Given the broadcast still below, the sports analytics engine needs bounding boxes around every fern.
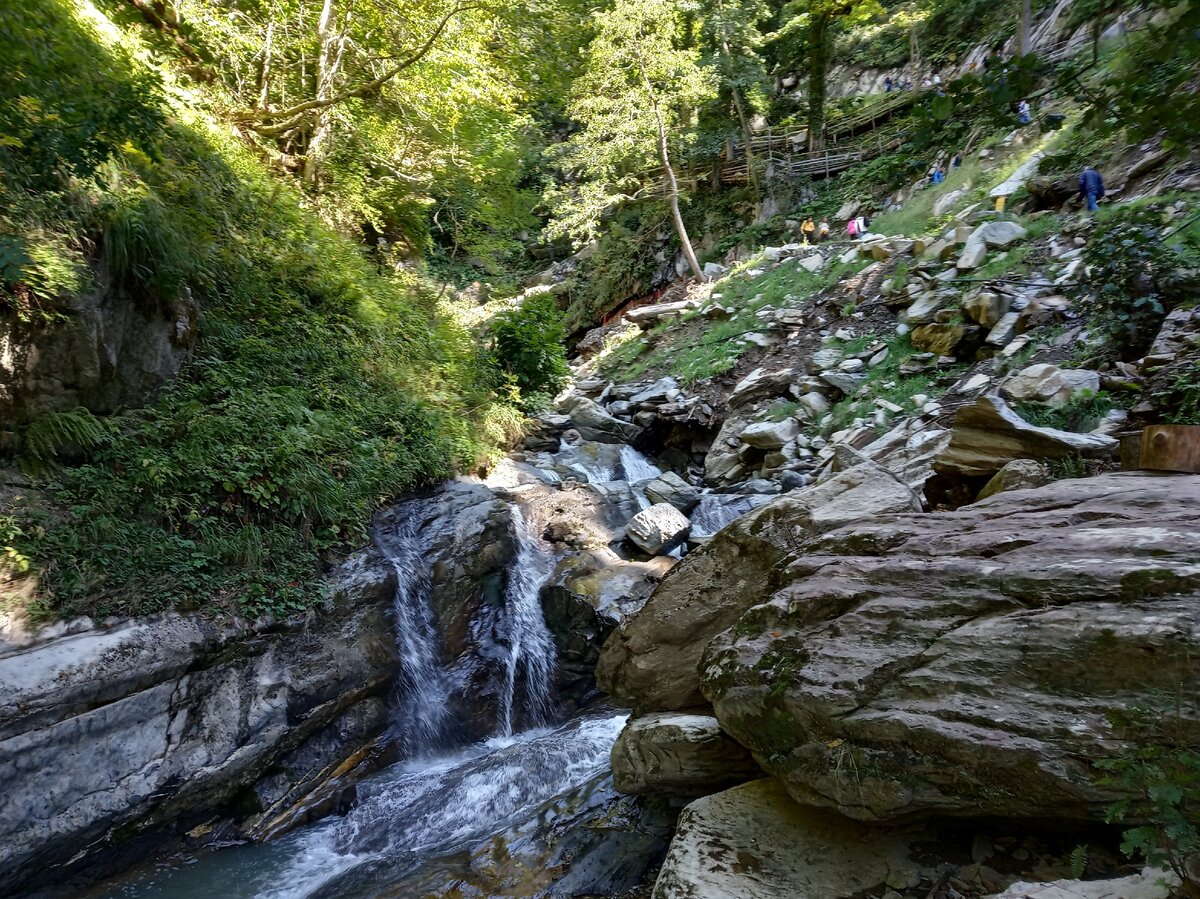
[19,407,112,462]
[1069,844,1089,880]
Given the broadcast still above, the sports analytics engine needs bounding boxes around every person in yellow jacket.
[801,216,816,244]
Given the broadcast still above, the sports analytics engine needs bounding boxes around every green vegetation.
[1014,389,1114,433]
[490,295,572,409]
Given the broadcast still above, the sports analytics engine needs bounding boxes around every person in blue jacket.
[1078,166,1105,212]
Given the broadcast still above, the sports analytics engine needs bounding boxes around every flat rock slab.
[986,870,1175,899]
[652,779,924,899]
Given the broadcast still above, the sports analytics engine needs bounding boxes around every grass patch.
[1014,390,1115,433]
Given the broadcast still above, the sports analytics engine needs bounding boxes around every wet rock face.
[0,550,397,895]
[702,473,1200,824]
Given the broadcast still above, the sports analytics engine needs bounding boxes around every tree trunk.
[1018,0,1032,55]
[729,84,760,199]
[637,52,704,281]
[807,13,830,152]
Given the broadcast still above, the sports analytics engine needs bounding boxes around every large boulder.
[626,503,691,555]
[597,463,922,713]
[935,395,1117,477]
[728,366,797,408]
[0,551,398,894]
[652,779,927,899]
[561,395,644,444]
[611,712,761,796]
[1001,363,1101,406]
[741,418,801,449]
[976,458,1050,500]
[702,473,1200,824]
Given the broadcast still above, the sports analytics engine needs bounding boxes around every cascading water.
[497,505,558,736]
[374,504,452,756]
[618,444,661,483]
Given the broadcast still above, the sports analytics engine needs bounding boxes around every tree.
[771,0,881,150]
[546,0,716,281]
[702,0,770,200]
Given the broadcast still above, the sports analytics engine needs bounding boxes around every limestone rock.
[935,395,1117,477]
[797,253,826,273]
[900,293,945,325]
[652,780,926,899]
[703,262,728,279]
[0,550,398,894]
[598,462,922,713]
[976,459,1051,500]
[977,220,1028,248]
[911,322,965,355]
[985,869,1176,899]
[820,371,867,394]
[986,311,1021,346]
[644,472,701,513]
[612,713,761,796]
[1001,363,1101,406]
[957,241,989,270]
[561,395,644,444]
[626,503,691,554]
[742,418,801,449]
[729,367,796,408]
[701,473,1200,824]
[963,291,1011,329]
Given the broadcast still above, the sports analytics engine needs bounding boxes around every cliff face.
[0,272,195,425]
[0,549,396,895]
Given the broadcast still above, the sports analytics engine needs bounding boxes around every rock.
[798,253,826,273]
[934,187,969,216]
[644,472,701,512]
[986,869,1176,899]
[911,322,965,355]
[703,262,728,279]
[957,241,989,270]
[742,418,801,449]
[986,311,1021,346]
[612,713,761,796]
[763,246,784,262]
[935,395,1117,476]
[0,282,195,424]
[811,347,842,369]
[598,463,922,713]
[1002,364,1101,406]
[626,300,697,325]
[900,293,946,324]
[977,220,1028,248]
[838,357,865,373]
[702,473,1200,825]
[963,291,1011,328]
[652,780,926,899]
[626,503,691,554]
[0,550,399,893]
[976,458,1051,500]
[729,367,797,408]
[820,371,867,394]
[561,395,644,444]
[797,391,830,417]
[629,377,679,406]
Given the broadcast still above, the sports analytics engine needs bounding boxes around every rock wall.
[0,548,396,895]
[0,276,195,425]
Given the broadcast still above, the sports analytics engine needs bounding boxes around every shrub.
[1081,207,1177,356]
[490,294,571,407]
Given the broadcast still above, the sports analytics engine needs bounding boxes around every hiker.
[1077,166,1105,212]
[923,76,933,89]
[818,217,830,241]
[931,166,945,185]
[884,76,894,92]
[801,216,816,244]
[932,72,942,87]
[951,150,963,169]
[846,217,858,239]
[1017,98,1032,124]
[854,214,869,239]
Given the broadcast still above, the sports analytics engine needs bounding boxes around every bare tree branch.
[234,3,479,136]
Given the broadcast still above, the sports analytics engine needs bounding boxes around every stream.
[91,438,687,899]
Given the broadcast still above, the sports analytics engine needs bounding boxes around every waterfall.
[497,506,558,736]
[690,494,759,539]
[375,504,453,757]
[618,444,661,483]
